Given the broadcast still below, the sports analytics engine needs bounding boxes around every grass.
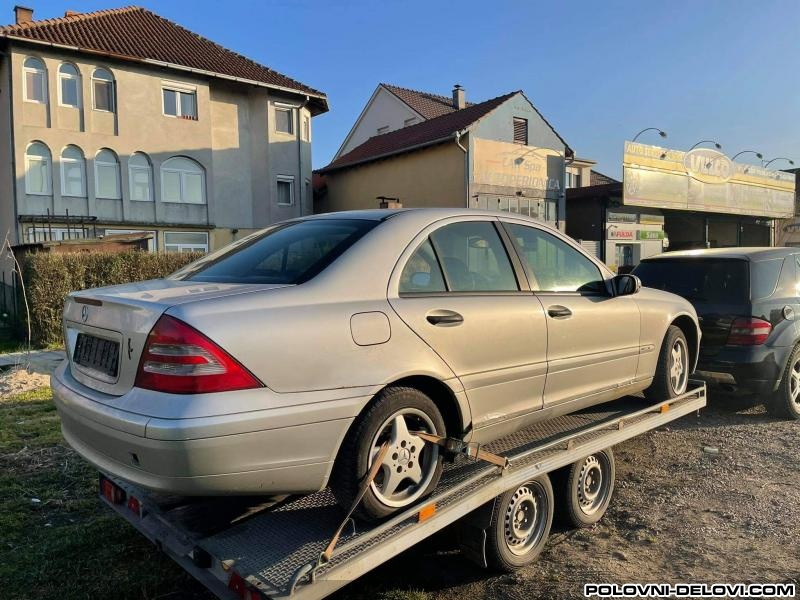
[0,387,209,600]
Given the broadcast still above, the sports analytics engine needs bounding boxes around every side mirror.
[613,273,641,296]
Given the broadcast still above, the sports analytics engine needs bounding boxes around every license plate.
[74,333,120,379]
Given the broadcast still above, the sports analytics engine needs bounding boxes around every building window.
[513,117,528,145]
[161,157,205,204]
[162,85,197,120]
[23,57,47,103]
[95,149,121,199]
[164,231,208,253]
[275,106,294,134]
[27,227,86,243]
[58,63,80,108]
[92,68,115,112]
[302,115,310,141]
[377,125,389,134]
[60,145,86,197]
[565,172,582,189]
[404,117,417,127]
[128,152,153,201]
[277,176,294,206]
[25,142,51,195]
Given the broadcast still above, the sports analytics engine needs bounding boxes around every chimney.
[65,10,80,17]
[452,84,465,110]
[377,196,402,209]
[14,5,34,24]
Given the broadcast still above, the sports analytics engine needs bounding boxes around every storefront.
[566,142,795,271]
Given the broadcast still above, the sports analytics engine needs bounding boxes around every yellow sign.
[622,141,795,218]
[473,139,563,198]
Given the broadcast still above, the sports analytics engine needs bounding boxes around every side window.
[399,240,446,293]
[505,223,606,293]
[430,222,518,292]
[751,258,783,299]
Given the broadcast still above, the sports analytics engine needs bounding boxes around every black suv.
[633,247,800,419]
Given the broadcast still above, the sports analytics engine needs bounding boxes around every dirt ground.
[0,367,50,397]
[338,391,800,599]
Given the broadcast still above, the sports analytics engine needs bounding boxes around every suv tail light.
[727,317,772,346]
[135,315,262,394]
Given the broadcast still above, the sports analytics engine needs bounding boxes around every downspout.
[455,129,468,208]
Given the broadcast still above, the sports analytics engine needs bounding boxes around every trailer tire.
[330,386,445,521]
[485,475,553,572]
[645,325,689,400]
[553,448,615,528]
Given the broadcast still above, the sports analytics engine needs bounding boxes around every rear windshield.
[633,258,749,304]
[172,219,378,284]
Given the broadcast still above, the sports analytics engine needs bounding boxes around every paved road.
[0,349,66,375]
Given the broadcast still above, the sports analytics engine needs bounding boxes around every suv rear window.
[633,258,748,303]
[172,219,378,284]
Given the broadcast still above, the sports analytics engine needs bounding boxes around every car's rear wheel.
[645,325,689,400]
[770,344,800,420]
[330,386,445,521]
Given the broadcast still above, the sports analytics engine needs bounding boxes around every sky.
[6,0,800,178]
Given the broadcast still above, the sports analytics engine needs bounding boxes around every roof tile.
[381,83,473,119]
[320,91,518,172]
[0,6,326,109]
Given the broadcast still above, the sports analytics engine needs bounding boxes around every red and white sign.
[607,229,635,240]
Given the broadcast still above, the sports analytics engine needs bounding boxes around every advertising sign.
[622,141,795,218]
[638,230,665,240]
[607,229,636,240]
[473,139,563,199]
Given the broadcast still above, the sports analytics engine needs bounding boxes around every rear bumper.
[696,344,791,395]
[51,363,364,495]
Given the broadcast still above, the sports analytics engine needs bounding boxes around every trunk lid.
[64,279,288,396]
[633,257,751,357]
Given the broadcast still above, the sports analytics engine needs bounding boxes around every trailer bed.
[100,384,706,600]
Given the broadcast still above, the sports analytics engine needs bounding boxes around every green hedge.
[21,251,203,346]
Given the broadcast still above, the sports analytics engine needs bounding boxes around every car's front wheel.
[645,325,690,400]
[330,386,446,521]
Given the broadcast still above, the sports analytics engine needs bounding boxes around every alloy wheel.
[669,337,688,395]
[368,408,439,508]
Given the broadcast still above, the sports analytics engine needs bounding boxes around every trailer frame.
[98,383,706,600]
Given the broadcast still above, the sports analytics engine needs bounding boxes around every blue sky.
[7,0,800,178]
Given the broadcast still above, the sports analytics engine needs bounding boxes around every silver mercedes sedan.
[52,209,699,519]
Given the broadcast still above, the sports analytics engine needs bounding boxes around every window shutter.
[513,117,528,145]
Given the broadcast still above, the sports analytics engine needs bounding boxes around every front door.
[388,218,548,433]
[501,220,641,407]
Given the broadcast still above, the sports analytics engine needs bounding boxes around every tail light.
[727,317,772,346]
[135,315,262,394]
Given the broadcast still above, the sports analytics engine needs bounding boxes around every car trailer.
[98,383,706,600]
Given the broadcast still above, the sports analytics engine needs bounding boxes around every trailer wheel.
[485,475,553,572]
[554,448,615,528]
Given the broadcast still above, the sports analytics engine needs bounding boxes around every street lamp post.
[688,140,722,151]
[631,128,667,143]
[730,150,763,162]
[762,157,795,169]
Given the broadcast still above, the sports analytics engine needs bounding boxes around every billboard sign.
[473,139,563,199]
[622,141,795,218]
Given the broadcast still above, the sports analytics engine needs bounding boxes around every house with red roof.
[319,84,591,230]
[0,5,327,255]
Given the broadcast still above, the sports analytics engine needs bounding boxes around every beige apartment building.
[0,5,327,257]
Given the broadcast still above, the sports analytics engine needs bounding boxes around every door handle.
[426,309,464,326]
[547,305,572,319]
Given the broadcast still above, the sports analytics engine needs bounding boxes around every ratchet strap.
[413,431,510,469]
[321,441,389,562]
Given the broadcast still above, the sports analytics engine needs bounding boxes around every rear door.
[500,219,641,407]
[388,217,548,431]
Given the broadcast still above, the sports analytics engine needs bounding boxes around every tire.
[770,344,800,420]
[553,448,615,528]
[329,386,446,521]
[645,325,690,401]
[485,475,554,572]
